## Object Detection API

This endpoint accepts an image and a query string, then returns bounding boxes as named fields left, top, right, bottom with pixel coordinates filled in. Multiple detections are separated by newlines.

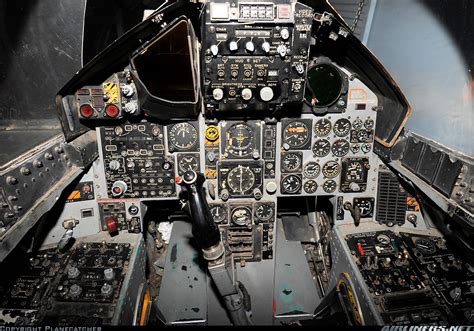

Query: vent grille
left=376, top=171, right=407, bottom=226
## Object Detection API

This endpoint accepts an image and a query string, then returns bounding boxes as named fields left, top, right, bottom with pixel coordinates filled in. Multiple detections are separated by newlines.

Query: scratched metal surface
left=0, top=0, right=84, bottom=166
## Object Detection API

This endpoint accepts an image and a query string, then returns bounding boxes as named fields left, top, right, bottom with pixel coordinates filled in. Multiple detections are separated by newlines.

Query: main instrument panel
left=72, top=0, right=382, bottom=264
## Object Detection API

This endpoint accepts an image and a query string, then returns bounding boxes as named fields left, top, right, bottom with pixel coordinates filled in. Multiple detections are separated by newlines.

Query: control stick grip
left=180, top=171, right=221, bottom=250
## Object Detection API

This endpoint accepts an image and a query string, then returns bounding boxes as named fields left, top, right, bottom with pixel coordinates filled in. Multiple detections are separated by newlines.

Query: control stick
left=179, top=171, right=252, bottom=325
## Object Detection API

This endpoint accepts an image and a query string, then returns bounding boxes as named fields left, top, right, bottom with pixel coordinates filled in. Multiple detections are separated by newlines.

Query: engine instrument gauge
left=333, top=118, right=351, bottom=137
left=352, top=118, right=363, bottom=130
left=303, top=180, right=318, bottom=194
left=322, top=180, right=337, bottom=193
left=361, top=143, right=371, bottom=153
left=322, top=161, right=341, bottom=178
left=281, top=152, right=302, bottom=172
left=303, top=161, right=321, bottom=179
left=210, top=205, right=227, bottom=223
left=226, top=123, right=254, bottom=157
left=168, top=123, right=198, bottom=151
left=227, top=165, right=255, bottom=194
left=312, top=139, right=331, bottom=157
left=281, top=175, right=302, bottom=194
left=331, top=139, right=350, bottom=157
left=177, top=154, right=199, bottom=174
left=314, top=118, right=332, bottom=137
left=351, top=144, right=360, bottom=153
left=283, top=121, right=310, bottom=148
left=231, top=207, right=252, bottom=226
left=414, top=238, right=437, bottom=254
left=364, top=118, right=374, bottom=130
left=255, top=204, right=274, bottom=222
left=356, top=130, right=369, bottom=143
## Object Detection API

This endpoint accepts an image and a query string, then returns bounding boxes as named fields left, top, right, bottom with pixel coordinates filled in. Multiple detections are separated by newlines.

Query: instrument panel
left=90, top=58, right=380, bottom=260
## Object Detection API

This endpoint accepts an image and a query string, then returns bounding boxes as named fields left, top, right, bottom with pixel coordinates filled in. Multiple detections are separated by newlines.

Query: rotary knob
left=67, top=266, right=80, bottom=279
left=280, top=28, right=290, bottom=40
left=241, top=88, right=252, bottom=101
left=101, top=283, right=113, bottom=296
left=69, top=284, right=82, bottom=297
left=229, top=40, right=238, bottom=52
left=213, top=88, right=224, bottom=101
left=261, top=41, right=270, bottom=54
left=109, top=160, right=121, bottom=171
left=245, top=41, right=255, bottom=53
left=111, top=180, right=127, bottom=196
left=210, top=44, right=219, bottom=57
left=260, top=87, right=274, bottom=102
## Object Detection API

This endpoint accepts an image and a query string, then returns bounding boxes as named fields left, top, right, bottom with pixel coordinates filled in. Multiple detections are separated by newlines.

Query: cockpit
left=0, top=0, right=472, bottom=326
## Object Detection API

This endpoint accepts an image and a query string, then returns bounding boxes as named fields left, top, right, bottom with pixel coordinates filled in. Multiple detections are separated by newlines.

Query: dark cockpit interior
left=0, top=0, right=473, bottom=326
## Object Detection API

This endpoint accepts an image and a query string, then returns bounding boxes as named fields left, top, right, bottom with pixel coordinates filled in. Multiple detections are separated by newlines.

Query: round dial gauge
left=314, top=119, right=332, bottom=137
left=346, top=161, right=363, bottom=181
left=169, top=123, right=198, bottom=150
left=231, top=207, right=252, bottom=226
left=352, top=118, right=363, bottom=130
left=282, top=152, right=302, bottom=172
left=361, top=143, right=371, bottom=153
left=333, top=118, right=351, bottom=137
left=283, top=121, right=310, bottom=148
left=312, top=139, right=331, bottom=157
left=357, top=200, right=373, bottom=217
left=364, top=118, right=374, bottom=130
left=414, top=238, right=437, bottom=254
left=322, top=180, right=337, bottom=193
left=303, top=161, right=321, bottom=179
left=357, top=130, right=369, bottom=143
left=351, top=144, right=360, bottom=153
left=322, top=161, right=341, bottom=178
left=226, top=123, right=254, bottom=156
left=331, top=139, right=350, bottom=157
left=178, top=155, right=199, bottom=173
left=255, top=204, right=274, bottom=221
left=304, top=180, right=318, bottom=194
left=281, top=175, right=302, bottom=194
left=227, top=165, right=255, bottom=194
left=210, top=205, right=227, bottom=223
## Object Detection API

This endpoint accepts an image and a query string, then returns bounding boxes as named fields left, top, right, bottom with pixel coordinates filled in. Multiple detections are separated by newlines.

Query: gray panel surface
left=157, top=220, right=208, bottom=324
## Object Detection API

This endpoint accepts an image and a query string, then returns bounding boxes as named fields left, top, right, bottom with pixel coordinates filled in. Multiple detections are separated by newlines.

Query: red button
left=105, top=104, right=119, bottom=118
left=105, top=216, right=118, bottom=234
left=79, top=104, right=94, bottom=118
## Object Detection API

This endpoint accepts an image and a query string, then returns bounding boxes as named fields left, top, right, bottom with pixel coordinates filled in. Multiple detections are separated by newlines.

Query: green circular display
left=305, top=64, right=343, bottom=107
